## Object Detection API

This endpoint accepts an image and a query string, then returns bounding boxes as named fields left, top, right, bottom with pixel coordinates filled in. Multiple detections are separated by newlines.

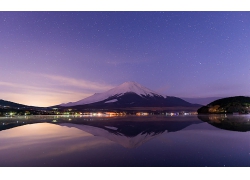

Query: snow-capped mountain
left=60, top=81, right=201, bottom=108
left=61, top=81, right=164, bottom=107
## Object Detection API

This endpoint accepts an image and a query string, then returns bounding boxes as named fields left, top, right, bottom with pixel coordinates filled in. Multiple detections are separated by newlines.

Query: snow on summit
left=61, top=81, right=165, bottom=107
left=107, top=81, right=163, bottom=97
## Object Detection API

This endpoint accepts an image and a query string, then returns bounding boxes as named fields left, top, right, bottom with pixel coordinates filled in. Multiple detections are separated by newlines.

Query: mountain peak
left=114, top=81, right=162, bottom=97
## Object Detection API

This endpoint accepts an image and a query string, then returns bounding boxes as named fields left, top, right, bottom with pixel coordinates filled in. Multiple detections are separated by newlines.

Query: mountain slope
left=0, top=99, right=31, bottom=108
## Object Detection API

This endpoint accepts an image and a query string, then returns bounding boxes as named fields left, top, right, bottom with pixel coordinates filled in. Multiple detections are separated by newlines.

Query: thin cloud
left=35, top=73, right=114, bottom=92
left=0, top=81, right=84, bottom=95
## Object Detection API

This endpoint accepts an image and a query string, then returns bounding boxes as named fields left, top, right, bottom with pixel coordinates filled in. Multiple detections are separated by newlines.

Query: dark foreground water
left=1, top=114, right=250, bottom=167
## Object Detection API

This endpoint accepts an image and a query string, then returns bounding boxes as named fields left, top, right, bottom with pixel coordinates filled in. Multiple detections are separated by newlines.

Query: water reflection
left=0, top=115, right=202, bottom=148
left=1, top=115, right=250, bottom=166
left=198, top=115, right=250, bottom=132
left=0, top=123, right=114, bottom=167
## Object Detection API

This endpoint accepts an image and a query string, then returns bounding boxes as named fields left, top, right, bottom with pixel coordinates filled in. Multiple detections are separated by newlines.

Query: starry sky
left=1, top=11, right=250, bottom=106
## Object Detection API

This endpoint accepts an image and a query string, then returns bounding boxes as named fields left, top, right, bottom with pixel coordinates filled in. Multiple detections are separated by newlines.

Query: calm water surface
left=1, top=115, right=250, bottom=167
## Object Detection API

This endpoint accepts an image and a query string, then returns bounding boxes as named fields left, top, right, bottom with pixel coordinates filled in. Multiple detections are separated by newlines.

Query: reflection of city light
left=136, top=112, right=149, bottom=116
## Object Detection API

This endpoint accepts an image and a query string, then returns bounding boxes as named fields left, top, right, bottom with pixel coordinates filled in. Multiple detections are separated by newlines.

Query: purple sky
left=1, top=12, right=250, bottom=106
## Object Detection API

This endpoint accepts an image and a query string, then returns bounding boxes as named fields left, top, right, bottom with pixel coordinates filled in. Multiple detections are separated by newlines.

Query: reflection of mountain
left=0, top=123, right=26, bottom=131
left=0, top=116, right=59, bottom=131
left=198, top=115, right=250, bottom=132
left=0, top=122, right=42, bottom=131
left=59, top=119, right=202, bottom=148
left=60, top=123, right=163, bottom=148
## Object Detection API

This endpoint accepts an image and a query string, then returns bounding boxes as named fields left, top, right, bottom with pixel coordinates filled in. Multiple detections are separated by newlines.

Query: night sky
left=1, top=11, right=250, bottom=106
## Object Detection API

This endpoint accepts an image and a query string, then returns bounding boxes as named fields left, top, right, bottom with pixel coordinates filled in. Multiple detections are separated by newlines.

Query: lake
left=1, top=114, right=250, bottom=167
